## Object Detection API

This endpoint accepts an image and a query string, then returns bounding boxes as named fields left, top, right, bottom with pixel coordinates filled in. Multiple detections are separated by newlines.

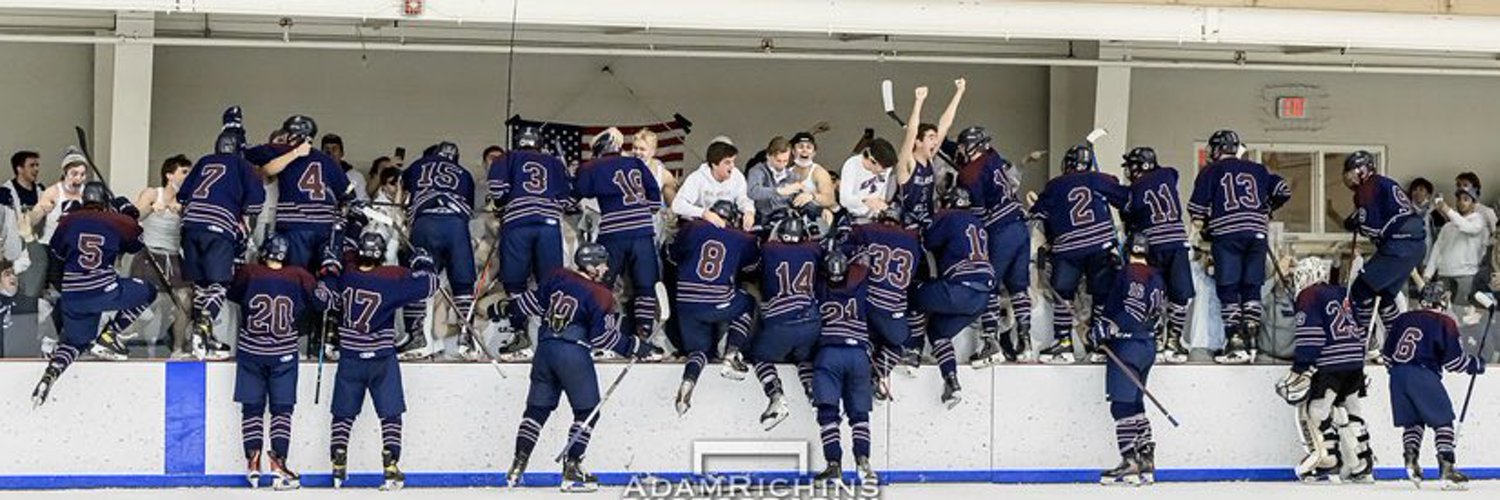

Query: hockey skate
left=456, top=329, right=485, bottom=361
left=899, top=349, right=922, bottom=377
left=675, top=380, right=695, bottom=417
left=1015, top=328, right=1036, bottom=363
left=330, top=447, right=349, bottom=489
left=560, top=458, right=598, bottom=493
left=813, top=461, right=843, bottom=485
left=969, top=335, right=1005, bottom=369
left=496, top=329, right=535, bottom=363
left=1157, top=331, right=1189, bottom=364
left=31, top=366, right=60, bottom=408
left=873, top=375, right=893, bottom=404
left=506, top=451, right=529, bottom=487
left=191, top=314, right=232, bottom=361
left=381, top=449, right=405, bottom=491
left=1403, top=448, right=1423, bottom=489
left=1439, top=455, right=1469, bottom=491
left=760, top=393, right=790, bottom=431
left=721, top=346, right=749, bottom=380
left=1038, top=337, right=1075, bottom=364
left=1137, top=443, right=1157, bottom=485
left=1213, top=330, right=1253, bottom=365
left=856, top=456, right=879, bottom=485
left=90, top=325, right=129, bottom=361
left=245, top=450, right=262, bottom=488
left=941, top=372, right=963, bottom=409
left=397, top=331, right=435, bottom=361
left=267, top=450, right=301, bottom=490
left=1346, top=454, right=1375, bottom=484
left=1100, top=454, right=1144, bottom=486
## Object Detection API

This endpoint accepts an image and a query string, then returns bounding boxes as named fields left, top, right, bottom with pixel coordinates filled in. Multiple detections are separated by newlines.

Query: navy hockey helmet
left=876, top=204, right=905, bottom=226
left=1418, top=280, right=1450, bottom=310
left=261, top=233, right=291, bottom=264
left=954, top=126, right=991, bottom=160
left=1208, top=129, right=1241, bottom=158
left=281, top=114, right=318, bottom=143
left=1344, top=150, right=1377, bottom=176
left=708, top=200, right=740, bottom=225
left=433, top=141, right=460, bottom=163
left=357, top=232, right=386, bottom=262
left=1122, top=146, right=1159, bottom=178
left=1063, top=145, right=1097, bottom=173
left=777, top=214, right=810, bottom=244
left=216, top=128, right=246, bottom=155
left=942, top=185, right=974, bottom=210
left=590, top=128, right=623, bottom=157
left=81, top=181, right=110, bottom=208
left=515, top=127, right=542, bottom=150
left=575, top=242, right=610, bottom=270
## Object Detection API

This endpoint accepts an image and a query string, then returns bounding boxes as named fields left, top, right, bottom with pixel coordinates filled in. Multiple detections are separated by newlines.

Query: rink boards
left=0, top=361, right=1496, bottom=488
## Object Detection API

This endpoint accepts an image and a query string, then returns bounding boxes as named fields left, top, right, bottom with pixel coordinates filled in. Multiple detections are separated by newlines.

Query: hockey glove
left=1275, top=368, right=1314, bottom=405
left=1461, top=355, right=1486, bottom=376
left=408, top=248, right=436, bottom=273
left=1342, top=214, right=1359, bottom=233
left=319, top=256, right=342, bottom=279
left=112, top=197, right=141, bottom=220
left=222, top=105, right=244, bottom=130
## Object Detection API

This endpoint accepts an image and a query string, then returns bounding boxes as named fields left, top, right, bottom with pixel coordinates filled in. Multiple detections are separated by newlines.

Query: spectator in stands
left=1455, top=172, right=1497, bottom=230
left=132, top=155, right=199, bottom=358
left=746, top=136, right=803, bottom=220
left=322, top=133, right=367, bottom=201
left=1408, top=177, right=1436, bottom=249
left=6, top=151, right=45, bottom=298
left=1425, top=187, right=1491, bottom=324
left=672, top=138, right=754, bottom=229
left=838, top=136, right=899, bottom=224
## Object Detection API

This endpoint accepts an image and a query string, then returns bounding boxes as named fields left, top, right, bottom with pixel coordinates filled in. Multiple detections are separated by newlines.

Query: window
left=1195, top=143, right=1385, bottom=239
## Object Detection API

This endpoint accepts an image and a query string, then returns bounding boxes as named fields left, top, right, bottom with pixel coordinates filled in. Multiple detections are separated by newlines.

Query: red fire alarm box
left=1276, top=96, right=1307, bottom=120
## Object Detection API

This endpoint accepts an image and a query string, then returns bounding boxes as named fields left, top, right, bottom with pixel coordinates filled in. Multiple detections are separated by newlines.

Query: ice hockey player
left=1341, top=150, right=1427, bottom=336
left=245, top=115, right=352, bottom=271
left=1276, top=257, right=1374, bottom=483
left=810, top=250, right=879, bottom=486
left=326, top=232, right=438, bottom=490
left=844, top=205, right=922, bottom=401
left=228, top=234, right=331, bottom=489
left=1382, top=281, right=1486, bottom=490
left=32, top=182, right=155, bottom=406
left=487, top=126, right=572, bottom=360
left=499, top=243, right=650, bottom=493
left=747, top=213, right=822, bottom=430
left=399, top=141, right=478, bottom=360
left=952, top=126, right=1032, bottom=365
left=892, top=79, right=963, bottom=232
left=576, top=128, right=665, bottom=343
left=1120, top=147, right=1194, bottom=363
left=907, top=186, right=994, bottom=408
left=1188, top=130, right=1291, bottom=364
left=669, top=200, right=759, bottom=415
left=179, top=106, right=266, bottom=359
left=1031, top=144, right=1129, bottom=363
left=1091, top=237, right=1166, bottom=486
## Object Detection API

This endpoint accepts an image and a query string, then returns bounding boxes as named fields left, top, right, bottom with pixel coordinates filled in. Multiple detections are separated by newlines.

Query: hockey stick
left=313, top=220, right=344, bottom=405
left=386, top=216, right=508, bottom=379
left=72, top=126, right=190, bottom=317
left=1097, top=343, right=1181, bottom=427
left=1457, top=291, right=1496, bottom=435
left=555, top=355, right=639, bottom=463
left=880, top=79, right=959, bottom=168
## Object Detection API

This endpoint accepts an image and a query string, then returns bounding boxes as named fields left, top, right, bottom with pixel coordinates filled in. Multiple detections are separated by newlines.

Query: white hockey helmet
left=1292, top=257, right=1331, bottom=292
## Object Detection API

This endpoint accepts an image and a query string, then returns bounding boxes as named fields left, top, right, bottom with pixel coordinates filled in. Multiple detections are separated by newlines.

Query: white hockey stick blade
left=1085, top=128, right=1109, bottom=145
left=655, top=281, right=672, bottom=321
left=881, top=80, right=897, bottom=113
left=361, top=207, right=395, bottom=227
left=1474, top=291, right=1497, bottom=310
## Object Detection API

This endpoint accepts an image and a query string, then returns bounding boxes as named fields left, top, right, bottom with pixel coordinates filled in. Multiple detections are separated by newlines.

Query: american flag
left=505, top=114, right=694, bottom=173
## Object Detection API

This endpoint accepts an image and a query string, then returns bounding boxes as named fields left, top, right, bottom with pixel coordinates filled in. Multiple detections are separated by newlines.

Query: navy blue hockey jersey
left=957, top=150, right=1024, bottom=228
left=1352, top=175, right=1423, bottom=242
left=845, top=223, right=923, bottom=313
left=229, top=263, right=330, bottom=357
left=1187, top=158, right=1291, bottom=239
left=818, top=265, right=871, bottom=349
left=1383, top=310, right=1484, bottom=375
left=247, top=145, right=351, bottom=230
left=1293, top=283, right=1364, bottom=372
left=512, top=268, right=633, bottom=354
left=487, top=149, right=572, bottom=227
left=898, top=160, right=937, bottom=228
left=575, top=154, right=661, bottom=241
left=1096, top=262, right=1166, bottom=340
left=1123, top=167, right=1188, bottom=248
left=333, top=266, right=438, bottom=354
left=50, top=209, right=142, bottom=296
left=402, top=154, right=477, bottom=220
left=178, top=152, right=266, bottom=240
left=760, top=241, right=821, bottom=322
left=1032, top=171, right=1128, bottom=257
left=671, top=219, right=759, bottom=315
left=924, top=209, right=994, bottom=284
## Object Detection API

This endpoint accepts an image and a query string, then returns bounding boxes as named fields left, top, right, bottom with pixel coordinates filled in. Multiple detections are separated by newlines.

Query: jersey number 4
left=298, top=163, right=328, bottom=201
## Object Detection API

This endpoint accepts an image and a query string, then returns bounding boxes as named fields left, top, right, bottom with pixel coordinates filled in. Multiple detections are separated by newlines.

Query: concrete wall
left=1129, top=68, right=1500, bottom=201
left=148, top=47, right=1050, bottom=187
left=0, top=43, right=94, bottom=182
left=3, top=361, right=1499, bottom=487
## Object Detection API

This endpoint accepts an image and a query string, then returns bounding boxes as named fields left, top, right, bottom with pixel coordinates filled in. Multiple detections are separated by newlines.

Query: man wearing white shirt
left=838, top=138, right=899, bottom=222
left=672, top=140, right=755, bottom=230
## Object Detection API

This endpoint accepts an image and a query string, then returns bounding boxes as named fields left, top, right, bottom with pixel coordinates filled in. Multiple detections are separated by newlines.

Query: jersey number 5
left=77, top=233, right=106, bottom=270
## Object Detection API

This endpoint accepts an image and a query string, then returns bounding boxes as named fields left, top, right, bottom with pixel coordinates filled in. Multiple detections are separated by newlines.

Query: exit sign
left=1276, top=96, right=1308, bottom=119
